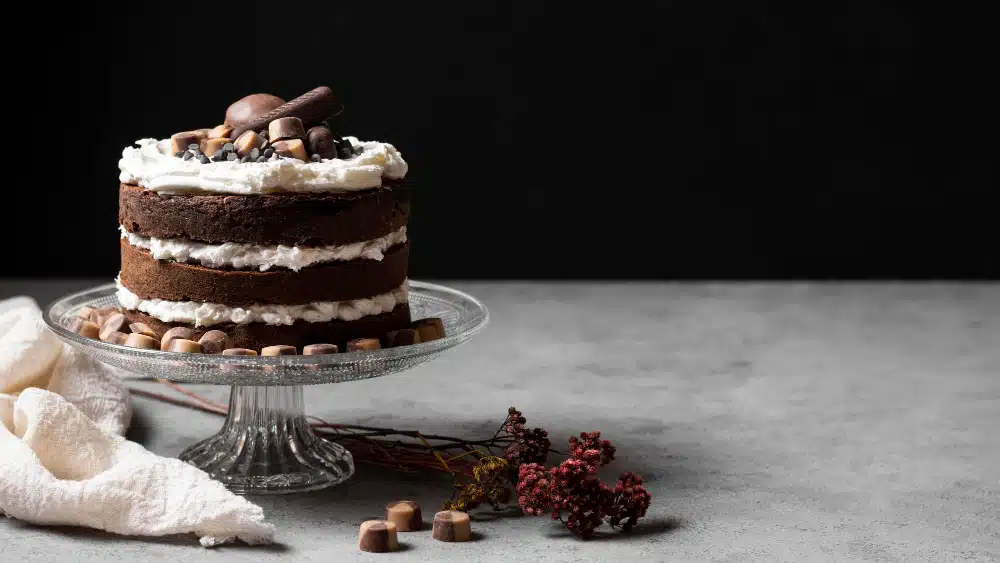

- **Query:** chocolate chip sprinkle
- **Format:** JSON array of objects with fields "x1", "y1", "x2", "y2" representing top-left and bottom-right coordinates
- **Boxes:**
[
  {"x1": 226, "y1": 152, "x2": 238, "y2": 161},
  {"x1": 263, "y1": 148, "x2": 274, "y2": 158},
  {"x1": 240, "y1": 156, "x2": 251, "y2": 163},
  {"x1": 223, "y1": 142, "x2": 235, "y2": 152},
  {"x1": 174, "y1": 151, "x2": 185, "y2": 158},
  {"x1": 182, "y1": 151, "x2": 194, "y2": 161},
  {"x1": 250, "y1": 147, "x2": 260, "y2": 159},
  {"x1": 310, "y1": 154, "x2": 321, "y2": 162},
  {"x1": 199, "y1": 155, "x2": 210, "y2": 164}
]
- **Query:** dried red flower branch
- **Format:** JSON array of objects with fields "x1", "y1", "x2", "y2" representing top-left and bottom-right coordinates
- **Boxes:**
[{"x1": 516, "y1": 431, "x2": 651, "y2": 538}]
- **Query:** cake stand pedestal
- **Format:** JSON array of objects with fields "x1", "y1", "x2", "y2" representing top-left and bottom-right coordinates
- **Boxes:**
[{"x1": 43, "y1": 280, "x2": 489, "y2": 495}]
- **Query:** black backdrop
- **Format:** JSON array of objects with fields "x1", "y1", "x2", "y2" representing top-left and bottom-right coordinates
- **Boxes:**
[{"x1": 6, "y1": 2, "x2": 996, "y2": 279}]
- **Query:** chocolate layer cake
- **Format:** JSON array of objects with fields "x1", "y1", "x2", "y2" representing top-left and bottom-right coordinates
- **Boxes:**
[{"x1": 115, "y1": 87, "x2": 412, "y2": 350}]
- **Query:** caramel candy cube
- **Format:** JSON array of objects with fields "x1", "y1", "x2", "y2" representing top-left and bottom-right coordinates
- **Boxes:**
[
  {"x1": 384, "y1": 329, "x2": 420, "y2": 348},
  {"x1": 200, "y1": 137, "x2": 232, "y2": 157},
  {"x1": 303, "y1": 343, "x2": 339, "y2": 355},
  {"x1": 432, "y1": 510, "x2": 472, "y2": 542},
  {"x1": 385, "y1": 501, "x2": 422, "y2": 532},
  {"x1": 128, "y1": 322, "x2": 156, "y2": 338},
  {"x1": 89, "y1": 306, "x2": 120, "y2": 327},
  {"x1": 268, "y1": 116, "x2": 305, "y2": 142},
  {"x1": 160, "y1": 327, "x2": 195, "y2": 350},
  {"x1": 99, "y1": 313, "x2": 128, "y2": 341},
  {"x1": 124, "y1": 333, "x2": 158, "y2": 349},
  {"x1": 233, "y1": 130, "x2": 266, "y2": 157},
  {"x1": 167, "y1": 339, "x2": 203, "y2": 353},
  {"x1": 76, "y1": 306, "x2": 96, "y2": 320},
  {"x1": 358, "y1": 520, "x2": 399, "y2": 553},
  {"x1": 222, "y1": 348, "x2": 258, "y2": 356},
  {"x1": 170, "y1": 130, "x2": 208, "y2": 155},
  {"x1": 198, "y1": 330, "x2": 232, "y2": 354},
  {"x1": 103, "y1": 331, "x2": 129, "y2": 345},
  {"x1": 208, "y1": 124, "x2": 234, "y2": 139},
  {"x1": 271, "y1": 139, "x2": 308, "y2": 162},
  {"x1": 346, "y1": 338, "x2": 381, "y2": 352},
  {"x1": 261, "y1": 345, "x2": 297, "y2": 356},
  {"x1": 412, "y1": 318, "x2": 445, "y2": 342},
  {"x1": 69, "y1": 318, "x2": 100, "y2": 339}
]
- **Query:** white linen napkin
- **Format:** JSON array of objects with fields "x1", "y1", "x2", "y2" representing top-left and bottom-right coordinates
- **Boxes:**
[{"x1": 0, "y1": 296, "x2": 275, "y2": 546}]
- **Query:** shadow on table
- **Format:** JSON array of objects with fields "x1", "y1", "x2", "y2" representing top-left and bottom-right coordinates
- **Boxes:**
[
  {"x1": 542, "y1": 517, "x2": 684, "y2": 541},
  {"x1": 0, "y1": 519, "x2": 290, "y2": 552}
]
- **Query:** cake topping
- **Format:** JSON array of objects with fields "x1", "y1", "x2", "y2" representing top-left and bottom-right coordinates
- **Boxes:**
[
  {"x1": 306, "y1": 125, "x2": 337, "y2": 159},
  {"x1": 200, "y1": 137, "x2": 230, "y2": 157},
  {"x1": 230, "y1": 86, "x2": 339, "y2": 140},
  {"x1": 160, "y1": 326, "x2": 195, "y2": 350},
  {"x1": 270, "y1": 139, "x2": 308, "y2": 162},
  {"x1": 169, "y1": 131, "x2": 207, "y2": 156},
  {"x1": 233, "y1": 130, "x2": 265, "y2": 157},
  {"x1": 208, "y1": 124, "x2": 234, "y2": 139},
  {"x1": 346, "y1": 338, "x2": 381, "y2": 352},
  {"x1": 198, "y1": 330, "x2": 233, "y2": 354},
  {"x1": 225, "y1": 93, "x2": 286, "y2": 128}
]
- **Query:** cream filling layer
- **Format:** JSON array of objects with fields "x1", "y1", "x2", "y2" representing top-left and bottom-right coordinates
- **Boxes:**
[
  {"x1": 118, "y1": 136, "x2": 407, "y2": 195},
  {"x1": 116, "y1": 278, "x2": 409, "y2": 327},
  {"x1": 120, "y1": 226, "x2": 407, "y2": 272}
]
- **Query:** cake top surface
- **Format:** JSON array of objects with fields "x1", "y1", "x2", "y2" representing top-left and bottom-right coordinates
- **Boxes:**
[{"x1": 117, "y1": 86, "x2": 408, "y2": 196}]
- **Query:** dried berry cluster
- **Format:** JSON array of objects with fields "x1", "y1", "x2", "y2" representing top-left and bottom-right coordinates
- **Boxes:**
[
  {"x1": 517, "y1": 431, "x2": 651, "y2": 538},
  {"x1": 503, "y1": 407, "x2": 551, "y2": 469}
]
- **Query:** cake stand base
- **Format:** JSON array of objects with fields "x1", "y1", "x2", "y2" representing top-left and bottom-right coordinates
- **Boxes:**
[{"x1": 179, "y1": 385, "x2": 354, "y2": 495}]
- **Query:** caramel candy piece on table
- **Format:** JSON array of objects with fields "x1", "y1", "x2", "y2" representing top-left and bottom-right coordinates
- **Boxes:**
[
  {"x1": 99, "y1": 314, "x2": 128, "y2": 342},
  {"x1": 225, "y1": 93, "x2": 286, "y2": 129},
  {"x1": 384, "y1": 329, "x2": 420, "y2": 348},
  {"x1": 271, "y1": 139, "x2": 308, "y2": 162},
  {"x1": 385, "y1": 501, "x2": 422, "y2": 532},
  {"x1": 346, "y1": 338, "x2": 381, "y2": 352},
  {"x1": 358, "y1": 520, "x2": 399, "y2": 553},
  {"x1": 222, "y1": 348, "x2": 258, "y2": 356},
  {"x1": 234, "y1": 130, "x2": 266, "y2": 157},
  {"x1": 303, "y1": 343, "x2": 338, "y2": 355},
  {"x1": 170, "y1": 131, "x2": 208, "y2": 155},
  {"x1": 432, "y1": 510, "x2": 472, "y2": 542},
  {"x1": 68, "y1": 318, "x2": 100, "y2": 339},
  {"x1": 230, "y1": 86, "x2": 339, "y2": 140},
  {"x1": 208, "y1": 124, "x2": 233, "y2": 139},
  {"x1": 306, "y1": 125, "x2": 337, "y2": 159},
  {"x1": 200, "y1": 137, "x2": 232, "y2": 157},
  {"x1": 89, "y1": 306, "x2": 120, "y2": 327},
  {"x1": 167, "y1": 339, "x2": 203, "y2": 353},
  {"x1": 412, "y1": 318, "x2": 445, "y2": 342},
  {"x1": 128, "y1": 322, "x2": 156, "y2": 338},
  {"x1": 103, "y1": 331, "x2": 129, "y2": 345},
  {"x1": 268, "y1": 117, "x2": 305, "y2": 142},
  {"x1": 160, "y1": 326, "x2": 195, "y2": 350},
  {"x1": 124, "y1": 333, "x2": 158, "y2": 349},
  {"x1": 198, "y1": 330, "x2": 232, "y2": 354},
  {"x1": 261, "y1": 345, "x2": 297, "y2": 356},
  {"x1": 76, "y1": 306, "x2": 96, "y2": 320}
]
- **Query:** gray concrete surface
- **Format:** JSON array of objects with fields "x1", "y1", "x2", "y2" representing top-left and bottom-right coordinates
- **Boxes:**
[{"x1": 2, "y1": 280, "x2": 998, "y2": 562}]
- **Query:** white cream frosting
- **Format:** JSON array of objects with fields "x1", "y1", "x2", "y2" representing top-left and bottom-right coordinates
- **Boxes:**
[
  {"x1": 116, "y1": 278, "x2": 408, "y2": 327},
  {"x1": 120, "y1": 225, "x2": 407, "y2": 272},
  {"x1": 118, "y1": 136, "x2": 407, "y2": 195}
]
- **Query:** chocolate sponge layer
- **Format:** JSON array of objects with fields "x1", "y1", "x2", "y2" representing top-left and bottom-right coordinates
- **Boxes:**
[
  {"x1": 118, "y1": 182, "x2": 410, "y2": 246},
  {"x1": 120, "y1": 239, "x2": 409, "y2": 305},
  {"x1": 122, "y1": 305, "x2": 412, "y2": 351}
]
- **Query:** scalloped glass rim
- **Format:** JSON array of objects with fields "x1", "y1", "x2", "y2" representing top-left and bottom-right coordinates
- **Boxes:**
[{"x1": 42, "y1": 280, "x2": 488, "y2": 386}]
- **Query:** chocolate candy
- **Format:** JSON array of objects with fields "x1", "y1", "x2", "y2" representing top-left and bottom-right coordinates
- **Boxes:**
[
  {"x1": 303, "y1": 343, "x2": 339, "y2": 355},
  {"x1": 89, "y1": 306, "x2": 120, "y2": 327},
  {"x1": 208, "y1": 124, "x2": 233, "y2": 139},
  {"x1": 412, "y1": 318, "x2": 445, "y2": 342},
  {"x1": 198, "y1": 330, "x2": 232, "y2": 354},
  {"x1": 225, "y1": 93, "x2": 286, "y2": 128},
  {"x1": 128, "y1": 322, "x2": 156, "y2": 338},
  {"x1": 167, "y1": 339, "x2": 203, "y2": 353},
  {"x1": 76, "y1": 306, "x2": 96, "y2": 320},
  {"x1": 346, "y1": 338, "x2": 381, "y2": 352},
  {"x1": 222, "y1": 348, "x2": 258, "y2": 356},
  {"x1": 160, "y1": 327, "x2": 195, "y2": 351},
  {"x1": 306, "y1": 125, "x2": 337, "y2": 159},
  {"x1": 261, "y1": 345, "x2": 297, "y2": 356},
  {"x1": 234, "y1": 130, "x2": 266, "y2": 157},
  {"x1": 268, "y1": 117, "x2": 305, "y2": 142},
  {"x1": 200, "y1": 137, "x2": 232, "y2": 157},
  {"x1": 385, "y1": 501, "x2": 422, "y2": 532},
  {"x1": 124, "y1": 333, "x2": 158, "y2": 350},
  {"x1": 230, "y1": 86, "x2": 339, "y2": 140},
  {"x1": 432, "y1": 510, "x2": 472, "y2": 542},
  {"x1": 170, "y1": 131, "x2": 208, "y2": 156},
  {"x1": 358, "y1": 520, "x2": 399, "y2": 553},
  {"x1": 103, "y1": 331, "x2": 129, "y2": 345},
  {"x1": 384, "y1": 329, "x2": 420, "y2": 348},
  {"x1": 68, "y1": 318, "x2": 100, "y2": 339},
  {"x1": 99, "y1": 314, "x2": 128, "y2": 342},
  {"x1": 271, "y1": 139, "x2": 308, "y2": 162}
]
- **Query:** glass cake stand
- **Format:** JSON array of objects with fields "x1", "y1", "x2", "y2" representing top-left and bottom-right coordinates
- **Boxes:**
[{"x1": 43, "y1": 281, "x2": 488, "y2": 495}]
